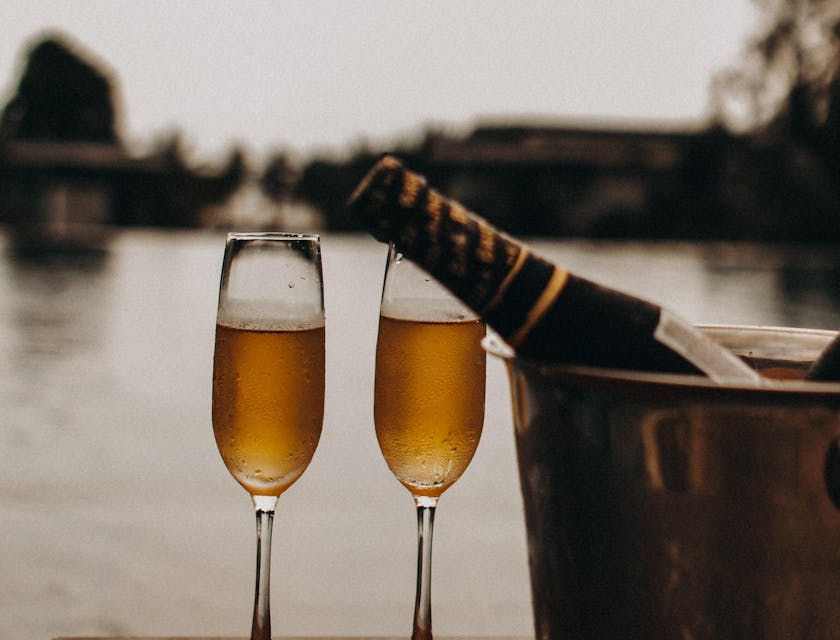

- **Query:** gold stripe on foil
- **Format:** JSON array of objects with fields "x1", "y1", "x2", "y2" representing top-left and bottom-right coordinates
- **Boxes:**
[
  {"x1": 425, "y1": 189, "x2": 444, "y2": 238},
  {"x1": 479, "y1": 246, "x2": 529, "y2": 315},
  {"x1": 508, "y1": 267, "x2": 570, "y2": 348},
  {"x1": 399, "y1": 172, "x2": 423, "y2": 208},
  {"x1": 379, "y1": 155, "x2": 402, "y2": 171},
  {"x1": 449, "y1": 202, "x2": 470, "y2": 226},
  {"x1": 449, "y1": 230, "x2": 468, "y2": 279},
  {"x1": 476, "y1": 219, "x2": 495, "y2": 264}
]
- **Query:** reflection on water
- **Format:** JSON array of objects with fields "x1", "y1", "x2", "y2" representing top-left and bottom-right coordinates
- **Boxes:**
[
  {"x1": 2, "y1": 248, "x2": 112, "y2": 360},
  {"x1": 698, "y1": 243, "x2": 840, "y2": 329},
  {"x1": 0, "y1": 248, "x2": 114, "y2": 468},
  {"x1": 2, "y1": 230, "x2": 840, "y2": 640},
  {"x1": 776, "y1": 265, "x2": 840, "y2": 328}
]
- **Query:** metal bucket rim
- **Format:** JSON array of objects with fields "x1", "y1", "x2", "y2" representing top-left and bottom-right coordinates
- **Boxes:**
[{"x1": 483, "y1": 324, "x2": 840, "y2": 396}]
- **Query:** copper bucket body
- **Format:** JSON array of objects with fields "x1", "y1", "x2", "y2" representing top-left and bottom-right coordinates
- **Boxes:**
[{"x1": 488, "y1": 326, "x2": 840, "y2": 640}]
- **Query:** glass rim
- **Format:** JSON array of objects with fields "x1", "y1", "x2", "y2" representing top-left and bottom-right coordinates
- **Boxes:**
[{"x1": 226, "y1": 231, "x2": 320, "y2": 242}]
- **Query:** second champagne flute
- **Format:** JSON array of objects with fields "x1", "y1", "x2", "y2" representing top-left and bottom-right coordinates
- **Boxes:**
[{"x1": 374, "y1": 243, "x2": 486, "y2": 640}]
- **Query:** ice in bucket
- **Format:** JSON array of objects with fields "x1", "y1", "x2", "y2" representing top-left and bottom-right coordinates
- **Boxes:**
[{"x1": 487, "y1": 325, "x2": 840, "y2": 640}]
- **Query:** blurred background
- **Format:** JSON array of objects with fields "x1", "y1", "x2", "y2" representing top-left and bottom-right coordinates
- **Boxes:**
[
  {"x1": 3, "y1": 1, "x2": 840, "y2": 241},
  {"x1": 0, "y1": 0, "x2": 804, "y2": 241},
  {"x1": 4, "y1": 1, "x2": 840, "y2": 639}
]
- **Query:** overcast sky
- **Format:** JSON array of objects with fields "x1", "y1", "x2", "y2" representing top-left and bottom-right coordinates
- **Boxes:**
[{"x1": 1, "y1": 1, "x2": 758, "y2": 161}]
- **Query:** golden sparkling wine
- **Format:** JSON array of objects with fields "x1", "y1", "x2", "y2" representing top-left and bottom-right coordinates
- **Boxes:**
[
  {"x1": 375, "y1": 314, "x2": 486, "y2": 498},
  {"x1": 212, "y1": 322, "x2": 325, "y2": 496}
]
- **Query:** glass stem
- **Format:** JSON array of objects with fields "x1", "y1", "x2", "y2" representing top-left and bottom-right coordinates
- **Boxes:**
[
  {"x1": 251, "y1": 494, "x2": 279, "y2": 640},
  {"x1": 412, "y1": 495, "x2": 438, "y2": 640}
]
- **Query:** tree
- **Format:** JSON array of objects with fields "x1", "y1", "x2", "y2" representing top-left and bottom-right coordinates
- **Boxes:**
[
  {"x1": 707, "y1": 1, "x2": 840, "y2": 240},
  {"x1": 712, "y1": 1, "x2": 840, "y2": 146},
  {"x1": 0, "y1": 33, "x2": 119, "y2": 142}
]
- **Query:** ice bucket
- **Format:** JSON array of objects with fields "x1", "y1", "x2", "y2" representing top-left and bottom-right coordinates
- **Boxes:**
[{"x1": 486, "y1": 325, "x2": 840, "y2": 640}]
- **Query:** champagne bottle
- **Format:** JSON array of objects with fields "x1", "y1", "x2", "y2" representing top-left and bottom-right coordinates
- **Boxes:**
[{"x1": 348, "y1": 155, "x2": 764, "y2": 385}]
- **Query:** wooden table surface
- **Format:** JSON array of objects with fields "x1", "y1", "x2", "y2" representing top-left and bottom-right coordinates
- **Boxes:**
[{"x1": 54, "y1": 637, "x2": 531, "y2": 640}]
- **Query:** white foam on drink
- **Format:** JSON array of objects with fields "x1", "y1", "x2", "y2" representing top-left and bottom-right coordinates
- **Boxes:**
[
  {"x1": 217, "y1": 299, "x2": 325, "y2": 331},
  {"x1": 380, "y1": 296, "x2": 479, "y2": 323}
]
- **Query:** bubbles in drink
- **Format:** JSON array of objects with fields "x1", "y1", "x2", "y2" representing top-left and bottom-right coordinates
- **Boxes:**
[
  {"x1": 374, "y1": 315, "x2": 485, "y2": 497},
  {"x1": 212, "y1": 322, "x2": 325, "y2": 496}
]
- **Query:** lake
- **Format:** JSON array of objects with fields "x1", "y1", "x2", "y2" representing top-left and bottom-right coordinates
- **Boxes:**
[{"x1": 2, "y1": 229, "x2": 840, "y2": 640}]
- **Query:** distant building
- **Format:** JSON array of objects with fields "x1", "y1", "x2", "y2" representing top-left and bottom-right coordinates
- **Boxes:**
[
  {"x1": 421, "y1": 123, "x2": 693, "y2": 237},
  {"x1": 306, "y1": 120, "x2": 840, "y2": 242},
  {"x1": 0, "y1": 33, "x2": 243, "y2": 249},
  {"x1": 0, "y1": 137, "x2": 244, "y2": 248}
]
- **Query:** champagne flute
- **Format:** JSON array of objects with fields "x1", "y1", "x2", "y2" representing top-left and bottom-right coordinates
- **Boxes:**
[
  {"x1": 212, "y1": 232, "x2": 325, "y2": 640},
  {"x1": 374, "y1": 243, "x2": 486, "y2": 640}
]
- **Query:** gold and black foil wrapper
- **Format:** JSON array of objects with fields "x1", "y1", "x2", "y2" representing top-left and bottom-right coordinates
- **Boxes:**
[
  {"x1": 347, "y1": 155, "x2": 523, "y2": 314},
  {"x1": 348, "y1": 155, "x2": 700, "y2": 373}
]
